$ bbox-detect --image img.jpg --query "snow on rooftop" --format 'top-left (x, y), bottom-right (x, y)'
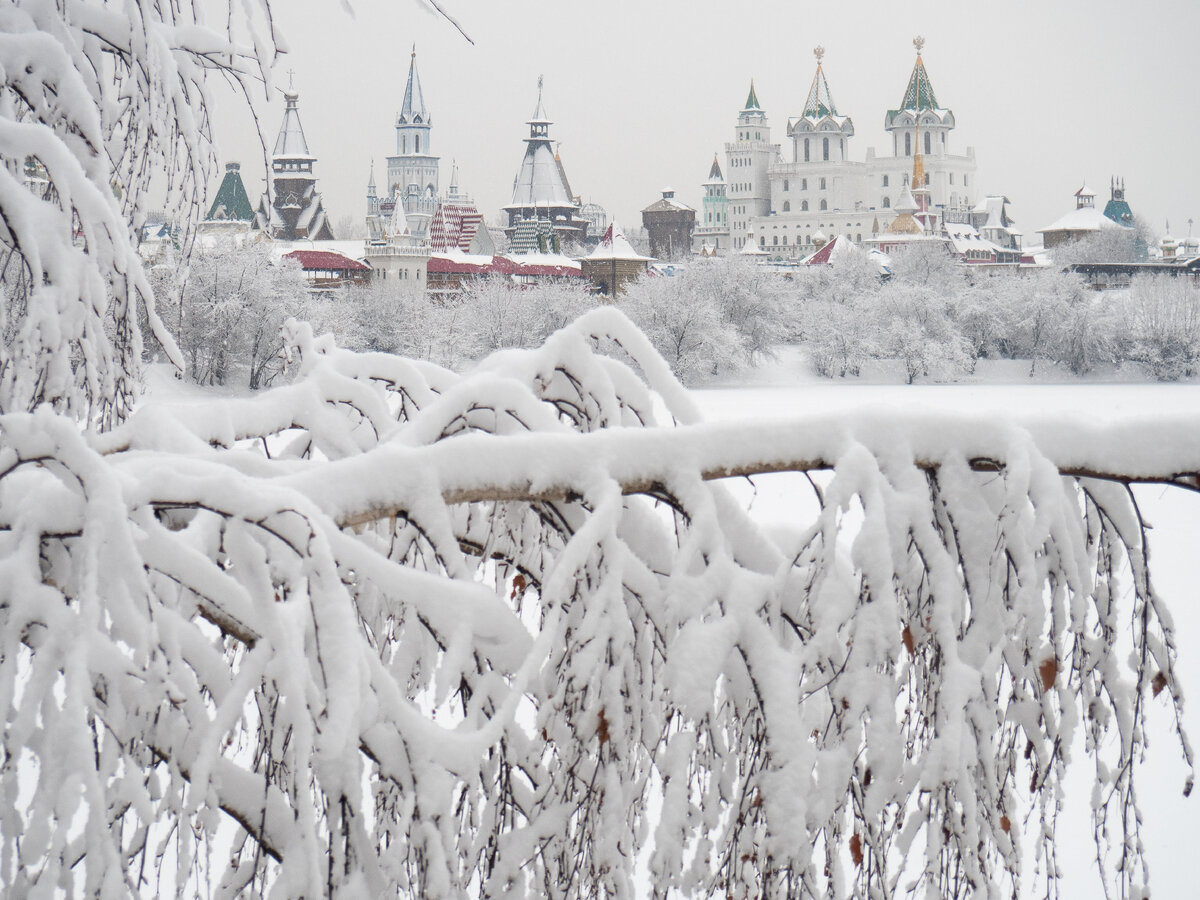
top-left (587, 222), bottom-right (654, 261)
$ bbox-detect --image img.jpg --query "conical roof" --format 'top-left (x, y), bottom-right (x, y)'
top-left (700, 154), bottom-right (720, 186)
top-left (803, 50), bottom-right (839, 118)
top-left (399, 48), bottom-right (429, 124)
top-left (744, 80), bottom-right (762, 111)
top-left (206, 162), bottom-right (254, 221)
top-left (899, 44), bottom-right (939, 111)
top-left (273, 91), bottom-right (313, 159)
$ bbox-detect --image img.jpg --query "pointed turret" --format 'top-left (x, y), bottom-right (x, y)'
top-left (255, 87), bottom-right (333, 240)
top-left (273, 91), bottom-right (313, 162)
top-left (745, 80), bottom-right (762, 111)
top-left (789, 46), bottom-right (854, 157)
top-left (398, 46), bottom-right (429, 125)
top-left (898, 37), bottom-right (940, 112)
top-left (705, 154), bottom-right (724, 184)
top-left (504, 77), bottom-right (587, 248)
top-left (803, 47), bottom-right (839, 119)
top-left (367, 162), bottom-right (377, 198)
top-left (885, 37), bottom-right (955, 159)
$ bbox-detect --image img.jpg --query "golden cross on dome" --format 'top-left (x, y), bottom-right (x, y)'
top-left (913, 36), bottom-right (925, 54)
top-left (814, 45), bottom-right (825, 63)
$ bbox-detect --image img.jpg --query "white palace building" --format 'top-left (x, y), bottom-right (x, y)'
top-left (721, 38), bottom-right (979, 256)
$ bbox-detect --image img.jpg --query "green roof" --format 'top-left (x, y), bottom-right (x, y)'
top-left (803, 65), bottom-right (838, 119)
top-left (899, 55), bottom-right (939, 111)
top-left (744, 80), bottom-right (762, 111)
top-left (206, 163), bottom-right (254, 221)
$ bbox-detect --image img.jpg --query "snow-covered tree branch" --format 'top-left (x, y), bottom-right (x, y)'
top-left (0, 4), bottom-right (1195, 899)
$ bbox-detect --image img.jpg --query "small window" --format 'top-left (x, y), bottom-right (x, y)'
top-left (801, 200), bottom-right (809, 211)
top-left (783, 201), bottom-right (791, 212)
top-left (949, 173), bottom-right (954, 185)
top-left (820, 177), bottom-right (826, 190)
top-left (784, 180), bottom-right (789, 192)
top-left (820, 199), bottom-right (827, 211)
top-left (883, 175), bottom-right (889, 187)
top-left (924, 132), bottom-right (931, 155)
top-left (905, 133), bottom-right (911, 156)
top-left (823, 137), bottom-right (830, 161)
top-left (964, 174), bottom-right (969, 186)
top-left (773, 236), bottom-right (778, 246)
top-left (804, 138), bottom-right (810, 162)
top-left (801, 178), bottom-right (808, 190)
top-left (883, 197), bottom-right (890, 208)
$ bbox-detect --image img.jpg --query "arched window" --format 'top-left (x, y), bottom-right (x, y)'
top-left (782, 201), bottom-right (791, 212)
top-left (773, 236), bottom-right (778, 246)
top-left (416, 135), bottom-right (420, 153)
top-left (924, 131), bottom-right (931, 155)
top-left (804, 138), bottom-right (810, 162)
top-left (801, 178), bottom-right (808, 190)
top-left (784, 180), bottom-right (789, 191)
top-left (882, 174), bottom-right (889, 187)
top-left (819, 177), bottom-right (826, 190)
top-left (801, 200), bottom-right (809, 211)
top-left (905, 133), bottom-right (911, 156)
top-left (823, 137), bottom-right (829, 160)
top-left (819, 199), bottom-right (827, 211)
top-left (883, 197), bottom-right (890, 208)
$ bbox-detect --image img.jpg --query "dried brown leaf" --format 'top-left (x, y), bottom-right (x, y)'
top-left (849, 833), bottom-right (863, 867)
top-left (1038, 656), bottom-right (1057, 692)
top-left (1152, 671), bottom-right (1168, 697)
top-left (901, 625), bottom-right (915, 656)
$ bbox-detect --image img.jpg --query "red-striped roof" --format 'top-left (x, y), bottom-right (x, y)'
top-left (284, 250), bottom-right (370, 272)
top-left (429, 203), bottom-right (485, 252)
top-left (427, 254), bottom-right (581, 278)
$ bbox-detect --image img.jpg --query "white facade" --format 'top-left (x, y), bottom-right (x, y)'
top-left (725, 83), bottom-right (779, 251)
top-left (737, 45), bottom-right (978, 257)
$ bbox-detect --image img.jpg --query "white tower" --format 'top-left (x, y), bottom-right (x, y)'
top-left (386, 47), bottom-right (439, 238)
top-left (725, 82), bottom-right (779, 251)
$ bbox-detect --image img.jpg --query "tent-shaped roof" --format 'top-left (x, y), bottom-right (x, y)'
top-left (803, 50), bottom-right (839, 119)
top-left (587, 221), bottom-right (653, 261)
top-left (803, 234), bottom-right (857, 265)
top-left (705, 154), bottom-right (724, 184)
top-left (744, 80), bottom-right (762, 111)
top-left (507, 142), bottom-right (574, 209)
top-left (898, 45), bottom-right (939, 111)
top-left (398, 48), bottom-right (429, 125)
top-left (273, 92), bottom-right (313, 159)
top-left (206, 162), bottom-right (254, 221)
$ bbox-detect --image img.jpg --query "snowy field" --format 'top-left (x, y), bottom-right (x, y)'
top-left (692, 369), bottom-right (1200, 899)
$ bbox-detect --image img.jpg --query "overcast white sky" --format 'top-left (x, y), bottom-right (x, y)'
top-left (211, 0), bottom-right (1200, 243)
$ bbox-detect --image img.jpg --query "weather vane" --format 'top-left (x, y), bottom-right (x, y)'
top-left (814, 45), bottom-right (825, 63)
top-left (913, 36), bottom-right (925, 54)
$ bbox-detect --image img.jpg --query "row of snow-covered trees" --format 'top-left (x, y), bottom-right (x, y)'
top-left (2, 2), bottom-right (1194, 898)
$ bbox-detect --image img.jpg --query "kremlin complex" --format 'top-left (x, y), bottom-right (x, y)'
top-left (193, 39), bottom-right (1199, 295)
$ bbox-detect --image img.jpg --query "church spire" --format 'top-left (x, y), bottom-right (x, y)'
top-left (744, 79), bottom-right (762, 111)
top-left (399, 46), bottom-right (429, 124)
top-left (900, 36), bottom-right (939, 111)
top-left (803, 46), bottom-right (839, 118)
top-left (707, 153), bottom-right (723, 181)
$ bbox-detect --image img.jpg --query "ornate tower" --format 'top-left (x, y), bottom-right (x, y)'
top-left (254, 89), bottom-right (333, 241)
top-left (502, 77), bottom-right (587, 250)
top-left (789, 47), bottom-right (855, 164)
top-left (695, 154), bottom-right (729, 252)
top-left (386, 47), bottom-right (440, 238)
top-left (885, 37), bottom-right (954, 160)
top-left (725, 81), bottom-right (779, 251)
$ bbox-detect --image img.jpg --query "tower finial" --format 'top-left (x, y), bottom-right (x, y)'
top-left (411, 43), bottom-right (416, 59)
top-left (913, 35), bottom-right (925, 54)
top-left (286, 68), bottom-right (296, 91)
top-left (814, 45), bottom-right (825, 63)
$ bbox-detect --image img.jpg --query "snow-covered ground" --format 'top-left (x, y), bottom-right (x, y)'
top-left (692, 373), bottom-right (1200, 898)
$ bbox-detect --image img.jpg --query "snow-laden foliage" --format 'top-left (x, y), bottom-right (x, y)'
top-left (149, 241), bottom-right (308, 389)
top-left (2, 306), bottom-right (1192, 898)
top-left (0, 0), bottom-right (276, 427)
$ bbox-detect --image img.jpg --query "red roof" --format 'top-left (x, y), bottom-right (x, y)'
top-left (427, 254), bottom-right (581, 278)
top-left (804, 236), bottom-right (842, 265)
top-left (429, 203), bottom-right (485, 252)
top-left (284, 250), bottom-right (370, 272)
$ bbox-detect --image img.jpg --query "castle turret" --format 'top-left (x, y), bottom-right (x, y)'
top-left (725, 81), bottom-right (779, 250)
